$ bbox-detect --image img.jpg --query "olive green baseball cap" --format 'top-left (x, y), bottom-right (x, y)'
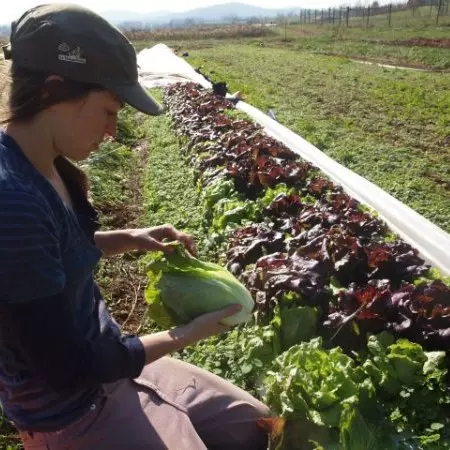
top-left (3, 3), bottom-right (163, 115)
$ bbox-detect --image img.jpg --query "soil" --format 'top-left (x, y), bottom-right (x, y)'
top-left (380, 38), bottom-right (450, 49)
top-left (96, 140), bottom-right (150, 335)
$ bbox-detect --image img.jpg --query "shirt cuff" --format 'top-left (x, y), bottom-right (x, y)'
top-left (122, 335), bottom-right (145, 378)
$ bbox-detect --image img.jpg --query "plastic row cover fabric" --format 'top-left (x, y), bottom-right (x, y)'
top-left (137, 44), bottom-right (450, 275)
top-left (138, 44), bottom-right (213, 89)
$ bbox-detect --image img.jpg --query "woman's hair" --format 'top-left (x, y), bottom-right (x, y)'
top-left (0, 63), bottom-right (104, 195)
top-left (1, 63), bottom-right (103, 124)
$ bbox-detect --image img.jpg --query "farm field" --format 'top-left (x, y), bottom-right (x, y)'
top-left (132, 8), bottom-right (450, 235)
top-left (0, 9), bottom-right (450, 449)
top-left (133, 41), bottom-right (450, 234)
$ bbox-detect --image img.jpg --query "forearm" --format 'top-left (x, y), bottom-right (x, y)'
top-left (94, 230), bottom-right (137, 256)
top-left (139, 311), bottom-right (233, 366)
top-left (139, 324), bottom-right (198, 365)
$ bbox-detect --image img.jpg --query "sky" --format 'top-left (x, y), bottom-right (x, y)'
top-left (1, 0), bottom-right (383, 24)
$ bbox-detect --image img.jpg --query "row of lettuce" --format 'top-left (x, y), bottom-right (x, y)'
top-left (161, 82), bottom-right (450, 449)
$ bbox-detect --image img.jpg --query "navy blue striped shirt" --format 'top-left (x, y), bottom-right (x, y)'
top-left (0, 130), bottom-right (145, 431)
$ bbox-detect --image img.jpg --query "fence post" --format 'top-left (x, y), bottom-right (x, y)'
top-left (362, 7), bottom-right (365, 27)
top-left (332, 8), bottom-right (335, 24)
top-left (388, 3), bottom-right (392, 26)
top-left (315, 9), bottom-right (317, 23)
top-left (284, 20), bottom-right (287, 41)
top-left (366, 6), bottom-right (371, 27)
top-left (346, 7), bottom-right (350, 27)
top-left (437, 0), bottom-right (443, 23)
top-left (321, 9), bottom-right (324, 25)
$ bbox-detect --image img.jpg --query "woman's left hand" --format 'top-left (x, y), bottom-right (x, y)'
top-left (130, 224), bottom-right (197, 255)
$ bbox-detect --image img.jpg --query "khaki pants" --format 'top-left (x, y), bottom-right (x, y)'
top-left (19, 357), bottom-right (270, 449)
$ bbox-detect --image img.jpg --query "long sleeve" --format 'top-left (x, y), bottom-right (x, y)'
top-left (1, 293), bottom-right (145, 392)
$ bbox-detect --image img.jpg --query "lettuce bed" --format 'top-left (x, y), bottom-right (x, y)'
top-left (154, 82), bottom-right (450, 449)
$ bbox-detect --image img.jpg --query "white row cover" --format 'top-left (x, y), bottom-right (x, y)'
top-left (137, 44), bottom-right (450, 275)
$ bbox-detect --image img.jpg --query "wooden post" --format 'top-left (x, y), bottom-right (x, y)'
top-left (366, 6), bottom-right (370, 27)
top-left (315, 9), bottom-right (317, 23)
top-left (332, 8), bottom-right (335, 24)
top-left (321, 9), bottom-right (324, 25)
top-left (388, 3), bottom-right (392, 27)
top-left (437, 0), bottom-right (443, 24)
top-left (284, 20), bottom-right (287, 40)
top-left (346, 7), bottom-right (350, 27)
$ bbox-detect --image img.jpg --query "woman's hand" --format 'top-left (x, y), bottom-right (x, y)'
top-left (180, 304), bottom-right (242, 343)
top-left (94, 225), bottom-right (196, 257)
top-left (140, 304), bottom-right (242, 366)
top-left (130, 225), bottom-right (197, 255)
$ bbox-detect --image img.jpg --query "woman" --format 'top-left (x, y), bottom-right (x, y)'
top-left (0, 4), bottom-right (269, 449)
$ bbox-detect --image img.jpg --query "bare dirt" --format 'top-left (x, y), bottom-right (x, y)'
top-left (96, 141), bottom-right (150, 335)
top-left (381, 38), bottom-right (450, 48)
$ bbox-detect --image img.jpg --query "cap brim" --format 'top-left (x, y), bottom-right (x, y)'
top-left (104, 81), bottom-right (165, 115)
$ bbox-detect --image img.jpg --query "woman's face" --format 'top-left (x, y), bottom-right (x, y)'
top-left (50, 89), bottom-right (123, 161)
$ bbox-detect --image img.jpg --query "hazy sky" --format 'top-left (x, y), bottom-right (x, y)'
top-left (1, 0), bottom-right (384, 24)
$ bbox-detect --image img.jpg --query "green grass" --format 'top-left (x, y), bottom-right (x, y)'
top-left (141, 89), bottom-right (210, 258)
top-left (287, 38), bottom-right (450, 69)
top-left (133, 6), bottom-right (450, 70)
top-left (178, 44), bottom-right (450, 233)
top-left (0, 417), bottom-right (21, 450)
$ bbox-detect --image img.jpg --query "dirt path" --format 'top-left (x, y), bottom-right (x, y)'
top-left (92, 138), bottom-right (150, 335)
top-left (381, 38), bottom-right (450, 48)
top-left (321, 51), bottom-right (449, 72)
top-left (0, 56), bottom-right (9, 118)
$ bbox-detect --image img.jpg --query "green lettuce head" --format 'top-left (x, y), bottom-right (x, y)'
top-left (145, 242), bottom-right (255, 328)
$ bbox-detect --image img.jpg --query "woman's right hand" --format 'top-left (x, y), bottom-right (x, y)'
top-left (181, 304), bottom-right (242, 343)
top-left (140, 304), bottom-right (242, 366)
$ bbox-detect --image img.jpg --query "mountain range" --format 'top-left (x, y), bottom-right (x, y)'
top-left (102, 3), bottom-right (300, 27)
top-left (0, 3), bottom-right (300, 32)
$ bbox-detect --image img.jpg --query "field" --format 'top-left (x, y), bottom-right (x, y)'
top-left (133, 10), bottom-right (450, 234)
top-left (0, 7), bottom-right (450, 449)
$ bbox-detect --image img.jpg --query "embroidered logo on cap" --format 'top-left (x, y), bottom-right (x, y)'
top-left (58, 42), bottom-right (86, 64)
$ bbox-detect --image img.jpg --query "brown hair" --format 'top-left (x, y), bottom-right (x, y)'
top-left (1, 63), bottom-right (103, 124)
top-left (0, 63), bottom-right (104, 195)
